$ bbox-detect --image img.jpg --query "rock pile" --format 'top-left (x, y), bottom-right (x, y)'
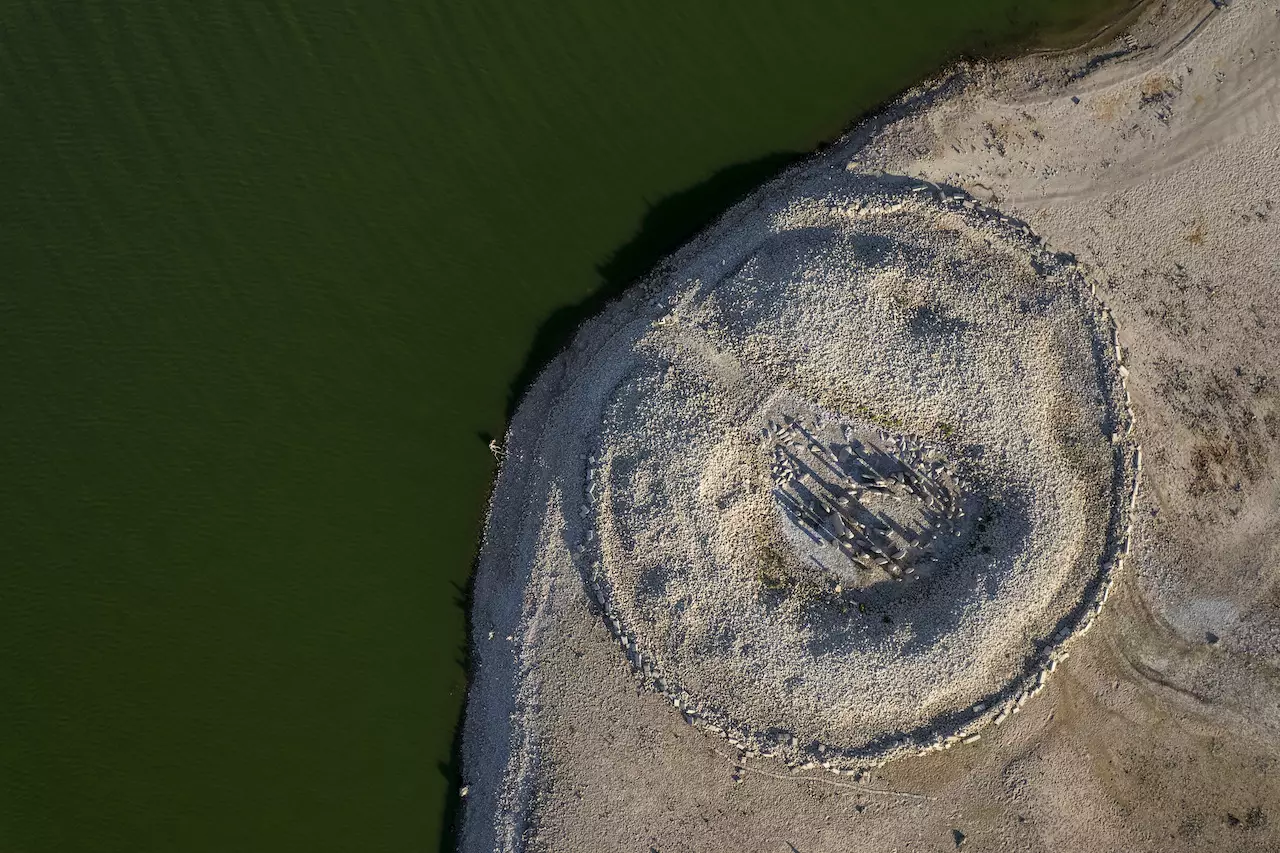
top-left (765, 412), bottom-right (967, 585)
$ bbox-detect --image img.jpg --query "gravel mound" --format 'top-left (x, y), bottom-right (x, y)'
top-left (575, 174), bottom-right (1137, 768)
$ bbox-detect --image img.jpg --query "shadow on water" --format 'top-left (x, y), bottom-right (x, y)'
top-left (437, 572), bottom-right (474, 852)
top-left (504, 150), bottom-right (802, 420)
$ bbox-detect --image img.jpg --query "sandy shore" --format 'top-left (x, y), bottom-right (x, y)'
top-left (462, 1), bottom-right (1280, 849)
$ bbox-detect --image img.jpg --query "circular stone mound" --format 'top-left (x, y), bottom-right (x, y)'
top-left (579, 174), bottom-right (1136, 768)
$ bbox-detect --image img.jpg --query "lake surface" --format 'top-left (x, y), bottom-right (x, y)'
top-left (0, 1), bottom-right (1134, 850)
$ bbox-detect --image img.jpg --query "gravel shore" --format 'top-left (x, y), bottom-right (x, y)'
top-left (463, 2), bottom-right (1280, 849)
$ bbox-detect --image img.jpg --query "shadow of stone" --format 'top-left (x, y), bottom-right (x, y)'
top-left (799, 486), bottom-right (1033, 661)
top-left (909, 303), bottom-right (970, 338)
top-left (504, 151), bottom-right (802, 420)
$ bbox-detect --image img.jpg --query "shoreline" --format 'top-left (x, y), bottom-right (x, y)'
top-left (462, 1), bottom-right (1280, 849)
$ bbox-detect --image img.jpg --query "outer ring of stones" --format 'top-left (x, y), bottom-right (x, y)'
top-left (573, 180), bottom-right (1140, 774)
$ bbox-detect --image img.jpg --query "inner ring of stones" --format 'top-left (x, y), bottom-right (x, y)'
top-left (763, 407), bottom-right (971, 591)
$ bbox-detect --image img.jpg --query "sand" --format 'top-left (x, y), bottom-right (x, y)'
top-left (462, 1), bottom-right (1280, 850)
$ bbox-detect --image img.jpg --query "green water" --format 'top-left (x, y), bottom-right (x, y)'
top-left (0, 2), bottom-right (1133, 850)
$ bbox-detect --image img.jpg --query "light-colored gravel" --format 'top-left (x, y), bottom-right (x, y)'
top-left (582, 176), bottom-right (1136, 768)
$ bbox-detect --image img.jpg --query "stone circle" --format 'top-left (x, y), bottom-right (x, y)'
top-left (576, 174), bottom-right (1138, 769)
